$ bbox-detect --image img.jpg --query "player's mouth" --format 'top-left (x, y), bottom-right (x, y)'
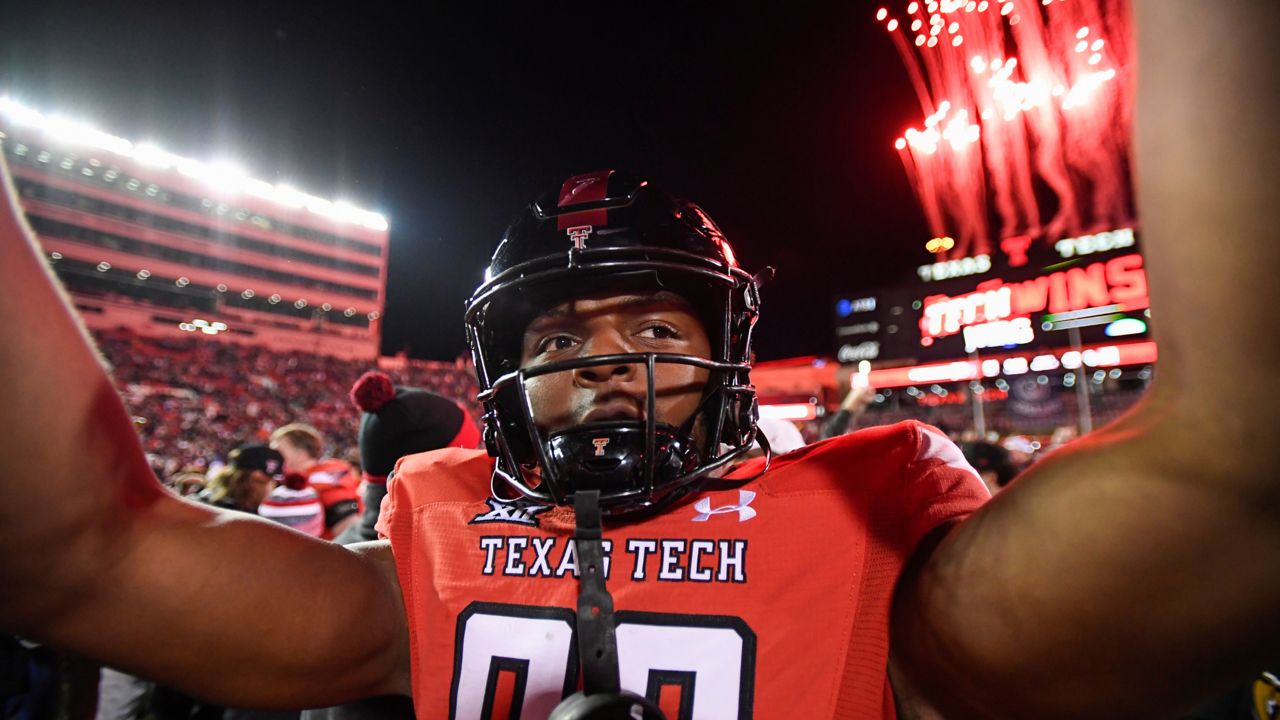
top-left (581, 400), bottom-right (643, 424)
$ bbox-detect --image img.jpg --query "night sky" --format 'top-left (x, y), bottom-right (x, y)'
top-left (0, 1), bottom-right (935, 361)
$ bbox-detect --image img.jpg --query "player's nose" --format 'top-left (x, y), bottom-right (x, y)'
top-left (575, 330), bottom-right (641, 384)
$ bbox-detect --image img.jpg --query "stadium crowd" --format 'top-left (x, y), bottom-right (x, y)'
top-left (92, 328), bottom-right (482, 480)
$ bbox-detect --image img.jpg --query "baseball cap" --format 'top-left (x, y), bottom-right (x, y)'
top-left (228, 444), bottom-right (285, 479)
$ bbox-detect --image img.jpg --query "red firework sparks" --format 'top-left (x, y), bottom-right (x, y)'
top-left (877, 0), bottom-right (1134, 260)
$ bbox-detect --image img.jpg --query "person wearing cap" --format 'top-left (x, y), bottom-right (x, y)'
top-left (339, 370), bottom-right (481, 545)
top-left (198, 445), bottom-right (285, 514)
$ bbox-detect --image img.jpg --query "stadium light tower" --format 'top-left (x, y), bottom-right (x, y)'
top-left (0, 95), bottom-right (391, 360)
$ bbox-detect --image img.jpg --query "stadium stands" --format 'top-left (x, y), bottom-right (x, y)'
top-left (93, 328), bottom-right (481, 478)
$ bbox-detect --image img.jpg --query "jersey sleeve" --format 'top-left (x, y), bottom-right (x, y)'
top-left (372, 448), bottom-right (494, 542)
top-left (900, 421), bottom-right (991, 549)
top-left (374, 469), bottom-right (399, 540)
top-left (316, 483), bottom-right (360, 524)
top-left (306, 461), bottom-right (365, 528)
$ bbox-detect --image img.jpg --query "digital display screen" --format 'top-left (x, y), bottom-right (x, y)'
top-left (834, 229), bottom-right (1150, 364)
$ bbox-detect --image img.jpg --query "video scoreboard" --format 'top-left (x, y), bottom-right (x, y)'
top-left (835, 228), bottom-right (1149, 365)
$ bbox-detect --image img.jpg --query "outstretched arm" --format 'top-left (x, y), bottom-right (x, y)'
top-left (892, 1), bottom-right (1280, 717)
top-left (0, 158), bottom-right (410, 708)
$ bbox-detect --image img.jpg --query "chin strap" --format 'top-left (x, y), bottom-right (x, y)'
top-left (573, 489), bottom-right (622, 695)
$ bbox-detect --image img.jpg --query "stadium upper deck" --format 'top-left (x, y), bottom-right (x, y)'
top-left (0, 96), bottom-right (389, 359)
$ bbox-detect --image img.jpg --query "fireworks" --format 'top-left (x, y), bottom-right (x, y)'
top-left (876, 0), bottom-right (1134, 259)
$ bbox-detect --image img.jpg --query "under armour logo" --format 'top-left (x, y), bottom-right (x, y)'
top-left (692, 490), bottom-right (757, 523)
top-left (469, 498), bottom-right (552, 527)
top-left (592, 438), bottom-right (610, 456)
top-left (568, 225), bottom-right (592, 250)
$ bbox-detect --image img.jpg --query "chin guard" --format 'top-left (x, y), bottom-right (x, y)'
top-left (546, 421), bottom-right (697, 497)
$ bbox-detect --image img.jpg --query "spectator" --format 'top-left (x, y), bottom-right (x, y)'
top-left (270, 424), bottom-right (360, 539)
top-left (340, 371), bottom-right (481, 545)
top-left (822, 383), bottom-right (877, 439)
top-left (295, 372), bottom-right (481, 720)
top-left (199, 445), bottom-right (283, 514)
top-left (1001, 435), bottom-right (1039, 474)
top-left (95, 667), bottom-right (149, 720)
top-left (165, 470), bottom-right (208, 499)
top-left (258, 473), bottom-right (326, 539)
top-left (153, 443), bottom-right (299, 720)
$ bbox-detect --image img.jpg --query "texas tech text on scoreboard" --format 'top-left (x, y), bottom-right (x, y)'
top-left (0, 98), bottom-right (389, 360)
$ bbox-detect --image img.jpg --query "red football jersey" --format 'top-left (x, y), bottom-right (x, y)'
top-left (302, 458), bottom-right (363, 538)
top-left (380, 420), bottom-right (989, 719)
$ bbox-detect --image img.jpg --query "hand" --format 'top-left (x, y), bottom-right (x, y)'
top-left (840, 384), bottom-right (876, 413)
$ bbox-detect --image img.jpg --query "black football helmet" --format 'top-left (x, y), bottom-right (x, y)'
top-left (465, 170), bottom-right (767, 515)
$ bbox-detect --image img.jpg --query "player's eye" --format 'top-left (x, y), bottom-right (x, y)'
top-left (637, 323), bottom-right (681, 341)
top-left (537, 334), bottom-right (578, 354)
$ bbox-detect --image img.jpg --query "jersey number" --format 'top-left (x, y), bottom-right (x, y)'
top-left (449, 602), bottom-right (756, 720)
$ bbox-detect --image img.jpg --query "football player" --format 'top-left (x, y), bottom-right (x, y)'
top-left (371, 167), bottom-right (988, 718)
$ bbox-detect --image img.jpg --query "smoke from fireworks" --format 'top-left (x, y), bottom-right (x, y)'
top-left (877, 0), bottom-right (1133, 260)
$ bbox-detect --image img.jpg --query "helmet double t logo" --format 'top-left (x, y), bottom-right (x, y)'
top-left (592, 438), bottom-right (610, 456)
top-left (567, 225), bottom-right (592, 250)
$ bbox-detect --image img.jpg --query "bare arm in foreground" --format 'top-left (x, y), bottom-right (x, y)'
top-left (892, 2), bottom-right (1280, 717)
top-left (0, 161), bottom-right (410, 706)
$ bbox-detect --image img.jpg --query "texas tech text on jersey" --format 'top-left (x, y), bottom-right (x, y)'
top-left (478, 535), bottom-right (749, 583)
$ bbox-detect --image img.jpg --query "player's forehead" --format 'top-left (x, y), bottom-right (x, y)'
top-left (523, 290), bottom-right (701, 331)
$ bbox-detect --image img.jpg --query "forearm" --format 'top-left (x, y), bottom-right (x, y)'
top-left (1132, 0), bottom-right (1280, 427)
top-left (821, 409), bottom-right (852, 439)
top-left (894, 412), bottom-right (1280, 718)
top-left (15, 493), bottom-right (408, 708)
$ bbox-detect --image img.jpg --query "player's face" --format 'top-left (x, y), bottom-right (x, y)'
top-left (519, 291), bottom-right (712, 435)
